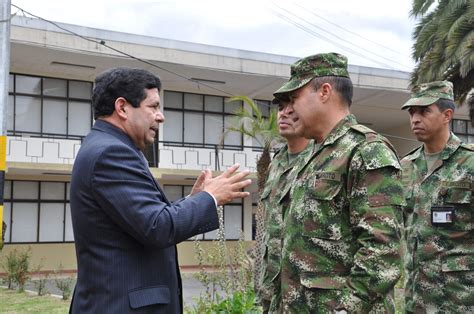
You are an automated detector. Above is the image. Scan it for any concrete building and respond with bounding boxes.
[3,16,473,272]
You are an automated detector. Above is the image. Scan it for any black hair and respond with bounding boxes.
[435,98,455,112]
[310,76,353,106]
[92,67,162,119]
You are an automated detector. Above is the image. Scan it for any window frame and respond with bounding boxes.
[451,118,474,143]
[4,180,72,244]
[8,73,93,140]
[163,91,243,150]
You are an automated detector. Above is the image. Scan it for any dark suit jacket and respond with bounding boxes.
[70,120,218,313]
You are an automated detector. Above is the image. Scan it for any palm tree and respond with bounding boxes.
[223,95,282,291]
[410,0,474,125]
[225,96,281,190]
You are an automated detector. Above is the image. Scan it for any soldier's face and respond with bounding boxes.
[277,101,299,138]
[290,83,321,139]
[407,104,451,143]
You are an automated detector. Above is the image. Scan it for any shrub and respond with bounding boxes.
[211,289,259,314]
[32,258,50,296]
[14,248,31,292]
[53,264,74,300]
[185,206,261,313]
[0,247,31,291]
[1,249,18,289]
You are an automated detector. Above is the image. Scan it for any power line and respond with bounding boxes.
[270,2,411,71]
[270,8,398,70]
[272,3,409,70]
[291,1,408,58]
[10,3,235,96]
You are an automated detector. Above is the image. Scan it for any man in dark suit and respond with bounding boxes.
[70,67,251,313]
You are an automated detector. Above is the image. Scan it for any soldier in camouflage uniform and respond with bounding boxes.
[400,81,474,313]
[257,97,314,313]
[272,52,404,313]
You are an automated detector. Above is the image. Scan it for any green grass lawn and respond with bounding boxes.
[0,288,70,313]
[0,286,404,313]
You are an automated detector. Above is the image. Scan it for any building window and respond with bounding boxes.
[163,91,243,149]
[3,180,72,243]
[8,73,93,139]
[163,184,243,240]
[451,119,474,143]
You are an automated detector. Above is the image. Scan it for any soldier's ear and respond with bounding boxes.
[319,83,332,102]
[443,108,453,124]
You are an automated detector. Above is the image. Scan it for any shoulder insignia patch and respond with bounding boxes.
[403,145,423,159]
[461,143,474,151]
[350,124,376,134]
[351,124,392,148]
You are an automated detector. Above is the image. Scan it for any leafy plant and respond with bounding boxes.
[0,247,31,291]
[210,289,260,314]
[53,264,74,300]
[185,206,261,313]
[32,258,50,296]
[15,249,31,292]
[410,0,474,125]
[1,250,18,289]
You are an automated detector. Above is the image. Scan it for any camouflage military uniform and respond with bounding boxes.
[277,115,404,313]
[401,134,474,313]
[257,141,314,312]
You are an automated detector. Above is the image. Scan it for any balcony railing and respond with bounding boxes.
[6,131,267,172]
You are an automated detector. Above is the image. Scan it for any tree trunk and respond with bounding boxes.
[468,94,474,127]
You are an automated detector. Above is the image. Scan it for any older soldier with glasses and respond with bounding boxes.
[400,81,474,313]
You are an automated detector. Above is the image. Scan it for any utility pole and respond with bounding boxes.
[0,0,11,249]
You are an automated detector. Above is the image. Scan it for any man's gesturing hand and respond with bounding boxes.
[202,163,251,205]
[190,169,212,196]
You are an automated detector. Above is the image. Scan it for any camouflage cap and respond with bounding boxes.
[273,52,350,100]
[401,80,454,110]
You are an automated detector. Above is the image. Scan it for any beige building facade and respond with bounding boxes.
[2,16,473,272]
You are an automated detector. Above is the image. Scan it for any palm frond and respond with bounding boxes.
[228,95,263,120]
[460,50,474,77]
[410,0,436,17]
[447,13,472,45]
[443,0,468,15]
[412,12,439,60]
[223,95,282,150]
[411,0,473,95]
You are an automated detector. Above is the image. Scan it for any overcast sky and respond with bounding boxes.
[11,0,418,72]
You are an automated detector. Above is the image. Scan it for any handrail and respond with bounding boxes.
[7,130,271,169]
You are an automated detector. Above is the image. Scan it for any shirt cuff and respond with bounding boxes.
[186,191,218,208]
[202,191,218,208]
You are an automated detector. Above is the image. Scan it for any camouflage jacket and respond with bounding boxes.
[277,114,404,313]
[257,141,314,311]
[401,133,474,313]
